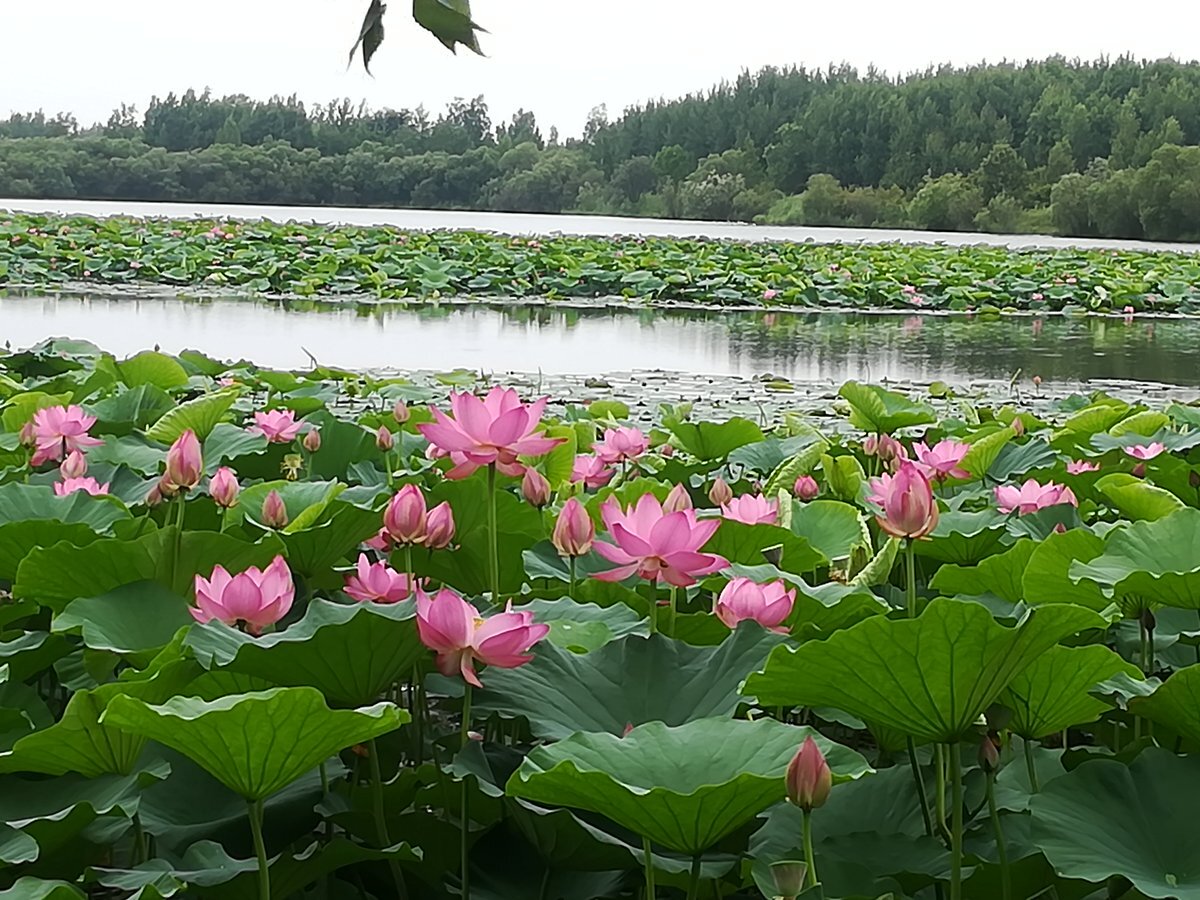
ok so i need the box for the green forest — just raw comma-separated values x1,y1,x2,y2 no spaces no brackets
4,56,1200,241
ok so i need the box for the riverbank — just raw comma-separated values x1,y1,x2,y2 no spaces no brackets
2,209,1199,313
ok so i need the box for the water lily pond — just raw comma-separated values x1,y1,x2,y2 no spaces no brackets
1,332,1200,900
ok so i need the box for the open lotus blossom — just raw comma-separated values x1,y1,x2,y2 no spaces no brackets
344,553,416,604
594,493,728,587
416,587,549,687
868,461,939,539
994,479,1078,515
250,409,303,444
1066,459,1101,475
714,577,795,632
191,555,294,634
30,405,103,466
793,475,819,501
164,429,203,491
1125,442,1166,461
663,482,693,513
594,426,649,466
418,386,563,479
59,450,88,479
722,494,780,526
571,454,614,489
552,497,595,557
209,466,240,508
54,476,110,497
912,439,971,481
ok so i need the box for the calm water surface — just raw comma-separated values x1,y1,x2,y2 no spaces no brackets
4,197,1199,253
4,291,1200,389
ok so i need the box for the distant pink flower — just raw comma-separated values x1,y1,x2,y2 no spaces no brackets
1031,292,1044,301
1066,460,1101,475
994,479,1078,515
54,477,109,497
418,386,563,479
721,494,779,526
868,461,939,539
191,556,294,635
714,578,795,632
594,493,728,587
416,588,549,687
912,439,971,482
763,289,778,301
30,405,103,466
250,410,302,443
864,433,907,466
571,454,614,489
344,553,415,604
1125,443,1166,461
594,426,649,466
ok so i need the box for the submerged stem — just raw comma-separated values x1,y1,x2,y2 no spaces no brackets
986,772,1011,900
642,835,657,899
248,799,270,900
685,854,703,900
460,682,473,899
949,745,964,900
369,740,409,899
1023,739,1040,792
906,738,935,839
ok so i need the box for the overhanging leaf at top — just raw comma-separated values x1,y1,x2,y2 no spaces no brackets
744,597,1103,743
351,0,485,72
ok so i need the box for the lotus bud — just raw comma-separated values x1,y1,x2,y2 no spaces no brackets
17,420,36,448
376,426,395,452
663,482,693,513
60,450,88,479
863,434,879,457
660,444,675,458
1011,417,1026,437
209,466,240,508
302,428,321,453
1132,462,1146,479
165,429,203,491
392,399,410,424
708,477,733,507
978,735,1001,774
1032,375,1043,387
793,475,819,501
261,489,289,529
770,861,808,899
521,468,551,508
1140,606,1157,634
1191,470,1200,489
157,472,180,499
384,485,427,544
622,722,635,737
552,497,594,557
785,736,832,812
145,483,164,507
424,501,456,549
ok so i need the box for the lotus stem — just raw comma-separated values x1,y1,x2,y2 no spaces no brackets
487,463,500,604
646,577,659,635
131,813,147,866
171,496,186,589
248,798,270,900
935,744,950,840
801,809,817,889
949,744,963,900
537,867,551,900
368,739,409,899
906,738,935,839
461,681,473,899
319,760,331,840
642,835,656,898
985,771,1011,900
905,538,917,618
1023,739,1040,792
568,555,577,598
686,854,703,900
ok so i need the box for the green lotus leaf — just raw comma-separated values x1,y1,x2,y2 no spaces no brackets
1031,748,1200,899
510,597,648,653
201,422,269,471
118,351,189,392
273,502,380,578
838,382,936,433
144,389,238,443
507,718,871,855
665,417,764,461
1001,644,1140,739
101,687,406,800
1070,508,1200,608
0,879,84,900
702,521,824,575
915,510,1008,565
474,626,783,740
237,479,345,534
1022,528,1108,610
1095,473,1186,522
930,539,1035,602
789,500,869,564
744,597,1103,743
987,438,1059,481
957,425,1014,480
0,482,129,532
1128,663,1200,743
185,599,424,707
52,581,192,657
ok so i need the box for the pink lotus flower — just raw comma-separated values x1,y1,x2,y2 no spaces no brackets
192,556,294,635
722,494,779,526
418,387,563,479
376,426,394,452
302,428,321,453
522,468,551,507
165,429,203,491
1125,443,1166,461
863,433,907,466
552,497,594,557
54,477,109,497
663,483,693,513
416,588,549,687
344,553,415,604
708,477,734,506
209,467,240,508
594,493,728,587
424,501,456,549
594,426,649,466
714,578,795,632
994,479,1078,515
59,450,88,479
365,528,393,552
250,410,303,444
384,485,427,544
868,461,939,539
793,475,819,501
393,399,410,423
912,439,971,481
571,454,614,489
1066,460,1101,475
261,490,289,529
786,736,832,812
30,405,103,466
763,288,778,301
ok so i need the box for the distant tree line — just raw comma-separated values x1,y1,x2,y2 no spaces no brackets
3,56,1200,240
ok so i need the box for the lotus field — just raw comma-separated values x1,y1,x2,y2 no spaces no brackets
3,339,1200,900
5,212,1200,313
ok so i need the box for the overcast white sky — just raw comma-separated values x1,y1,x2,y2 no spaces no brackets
4,0,1198,137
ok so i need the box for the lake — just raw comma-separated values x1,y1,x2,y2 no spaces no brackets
4,197,1200,253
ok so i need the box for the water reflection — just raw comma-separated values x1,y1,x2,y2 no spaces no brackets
3,291,1200,387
